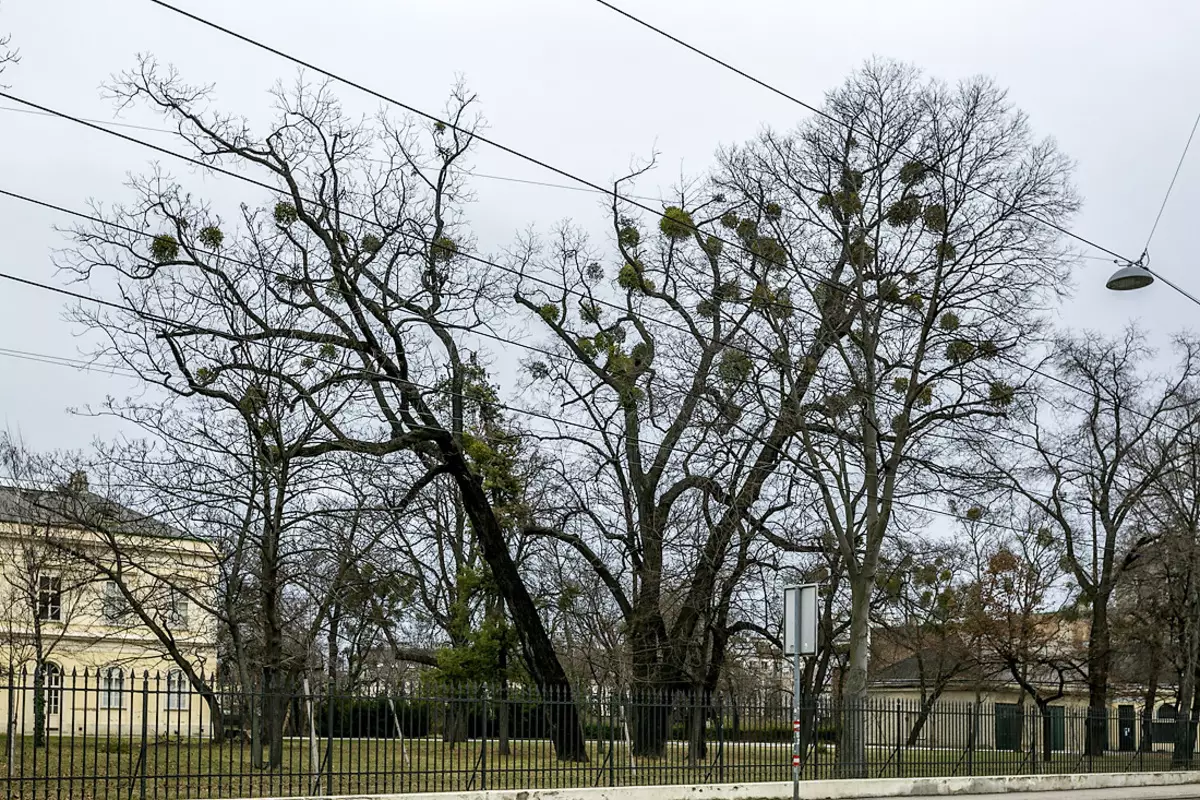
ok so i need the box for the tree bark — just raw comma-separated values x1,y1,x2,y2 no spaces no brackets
1086,598,1111,756
32,663,46,750
905,686,947,747
451,464,587,761
838,576,872,777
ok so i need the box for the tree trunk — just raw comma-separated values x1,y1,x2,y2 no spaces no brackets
686,686,709,765
1086,599,1111,756
451,466,587,761
905,687,945,747
1172,645,1200,768
443,686,468,747
1173,557,1200,767
1140,677,1158,754
498,644,511,757
260,497,287,768
32,664,46,749
1038,701,1053,762
838,576,872,778
630,684,672,759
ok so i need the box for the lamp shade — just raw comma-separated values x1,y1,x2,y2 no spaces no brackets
1106,265,1155,291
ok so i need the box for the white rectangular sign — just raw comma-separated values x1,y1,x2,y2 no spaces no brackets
783,583,819,656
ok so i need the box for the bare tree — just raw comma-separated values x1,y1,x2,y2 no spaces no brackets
515,164,843,757
58,61,587,759
719,60,1077,774
962,516,1083,762
982,326,1200,754
872,538,979,745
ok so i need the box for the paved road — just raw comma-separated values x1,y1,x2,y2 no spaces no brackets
872,786,1200,800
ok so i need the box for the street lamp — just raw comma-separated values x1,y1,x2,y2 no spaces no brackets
1104,259,1200,308
1105,264,1155,291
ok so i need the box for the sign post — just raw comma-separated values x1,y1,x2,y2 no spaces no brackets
783,584,819,800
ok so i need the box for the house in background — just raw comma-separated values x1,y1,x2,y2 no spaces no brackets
0,476,219,735
866,618,1185,755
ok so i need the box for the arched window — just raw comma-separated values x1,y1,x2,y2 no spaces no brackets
100,666,124,709
166,670,190,711
39,662,62,716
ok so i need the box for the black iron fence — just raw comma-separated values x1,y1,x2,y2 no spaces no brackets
1,669,1198,799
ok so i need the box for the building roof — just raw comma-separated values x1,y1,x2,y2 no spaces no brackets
0,482,197,542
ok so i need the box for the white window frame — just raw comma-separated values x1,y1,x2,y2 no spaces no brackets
37,575,62,621
168,591,189,629
103,580,127,623
41,662,62,716
100,667,124,709
166,669,190,711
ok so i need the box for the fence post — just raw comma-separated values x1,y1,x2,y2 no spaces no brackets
1088,707,1095,774
895,699,903,777
139,672,149,800
716,694,724,784
6,668,14,800
607,691,616,787
479,686,488,792
325,681,335,798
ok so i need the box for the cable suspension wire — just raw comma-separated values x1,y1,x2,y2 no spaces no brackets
142,0,1130,268
584,0,1130,265
3,89,1192,452
0,104,662,201
0,89,1118,407
1143,106,1200,255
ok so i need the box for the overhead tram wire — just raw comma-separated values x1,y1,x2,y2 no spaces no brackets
3,175,1191,470
0,89,835,357
141,0,1136,329
1143,107,1200,256
0,337,1072,543
0,89,1135,419
0,105,662,202
585,0,1131,265
0,248,1155,483
0,345,141,378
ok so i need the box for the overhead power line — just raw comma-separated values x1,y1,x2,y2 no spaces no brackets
143,0,1128,271
0,104,663,202
1143,106,1200,255
584,0,1131,265
4,84,1193,461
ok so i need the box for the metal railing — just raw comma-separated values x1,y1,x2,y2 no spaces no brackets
1,669,1196,799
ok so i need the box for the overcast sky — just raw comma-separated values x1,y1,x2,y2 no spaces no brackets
1,0,1198,454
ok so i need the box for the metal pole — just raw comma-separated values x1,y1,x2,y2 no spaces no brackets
139,673,149,800
792,654,801,800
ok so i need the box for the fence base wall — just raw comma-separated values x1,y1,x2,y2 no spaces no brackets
227,770,1200,800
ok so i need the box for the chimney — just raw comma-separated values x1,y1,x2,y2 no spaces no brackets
68,470,88,493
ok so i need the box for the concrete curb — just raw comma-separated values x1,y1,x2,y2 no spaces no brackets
220,770,1200,800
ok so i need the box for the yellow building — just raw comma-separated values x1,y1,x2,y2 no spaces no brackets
0,479,219,736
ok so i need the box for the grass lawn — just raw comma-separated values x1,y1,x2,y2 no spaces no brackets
0,734,1185,800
